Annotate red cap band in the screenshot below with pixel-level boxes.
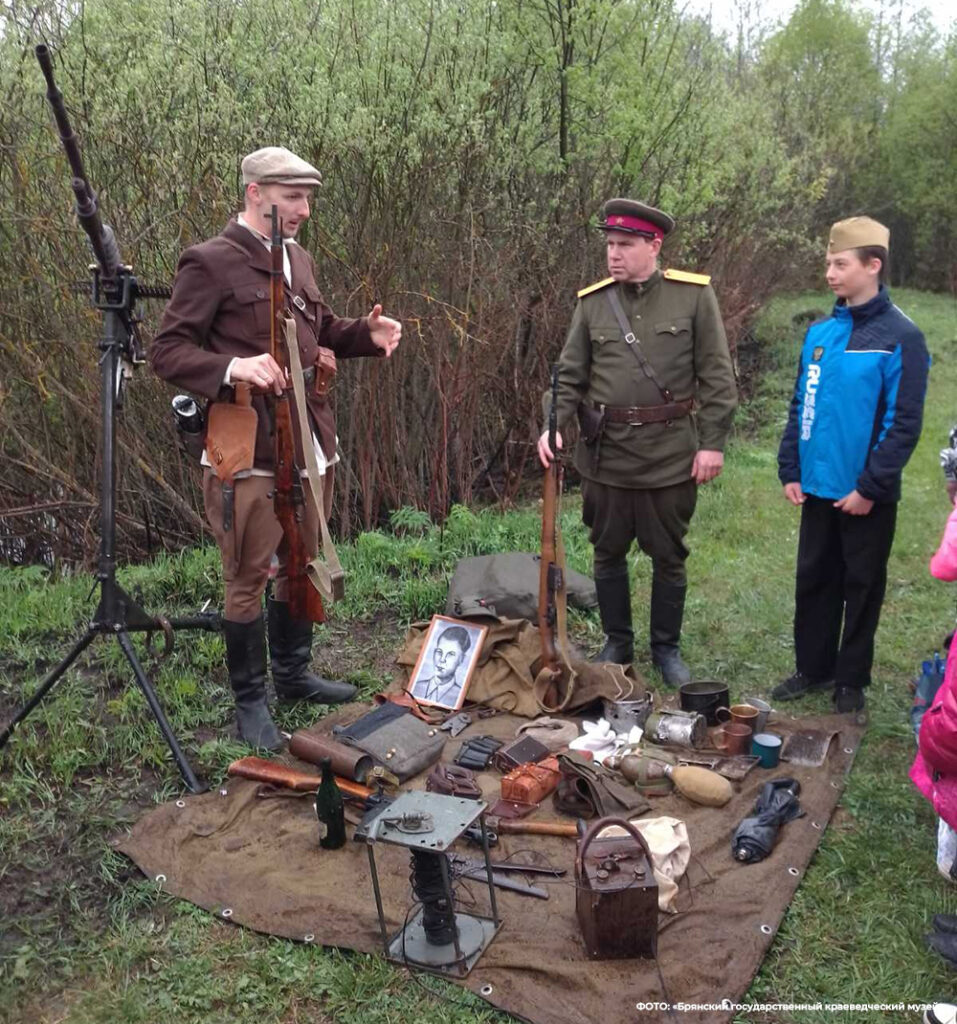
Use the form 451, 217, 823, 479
602, 214, 663, 239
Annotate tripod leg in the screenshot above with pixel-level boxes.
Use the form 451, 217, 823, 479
116, 630, 207, 794
0, 629, 97, 749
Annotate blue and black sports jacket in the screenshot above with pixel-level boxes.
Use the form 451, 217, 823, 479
777, 287, 929, 503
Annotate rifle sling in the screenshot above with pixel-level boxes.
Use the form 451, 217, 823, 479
283, 317, 346, 603
535, 469, 577, 714
605, 287, 674, 403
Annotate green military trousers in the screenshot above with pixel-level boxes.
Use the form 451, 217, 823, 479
581, 478, 697, 584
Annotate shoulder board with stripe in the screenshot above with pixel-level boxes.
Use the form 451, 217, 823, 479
664, 268, 711, 286
577, 277, 615, 298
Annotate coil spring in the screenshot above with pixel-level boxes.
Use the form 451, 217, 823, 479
409, 850, 458, 946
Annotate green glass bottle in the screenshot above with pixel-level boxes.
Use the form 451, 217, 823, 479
316, 756, 346, 850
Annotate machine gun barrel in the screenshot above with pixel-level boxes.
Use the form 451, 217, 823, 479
36, 44, 121, 279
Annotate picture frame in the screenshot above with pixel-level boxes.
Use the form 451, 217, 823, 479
406, 614, 488, 712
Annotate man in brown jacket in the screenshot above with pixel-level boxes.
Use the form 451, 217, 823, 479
152, 146, 401, 750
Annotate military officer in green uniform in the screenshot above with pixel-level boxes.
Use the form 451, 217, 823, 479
538, 199, 737, 686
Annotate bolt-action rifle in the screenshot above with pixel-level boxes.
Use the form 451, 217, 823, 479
536, 365, 574, 712
268, 207, 326, 624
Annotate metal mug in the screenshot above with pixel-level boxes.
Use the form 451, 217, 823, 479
715, 704, 759, 731
713, 722, 752, 756
751, 731, 782, 769
743, 697, 773, 734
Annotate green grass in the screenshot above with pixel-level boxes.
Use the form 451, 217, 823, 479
2, 286, 957, 1022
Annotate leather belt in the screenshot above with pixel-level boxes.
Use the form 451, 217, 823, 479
596, 398, 694, 425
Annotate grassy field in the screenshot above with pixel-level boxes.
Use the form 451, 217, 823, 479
2, 287, 957, 1023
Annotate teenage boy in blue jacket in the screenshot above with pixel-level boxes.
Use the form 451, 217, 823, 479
774, 217, 930, 716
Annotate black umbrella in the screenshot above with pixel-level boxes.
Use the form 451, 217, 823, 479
732, 777, 805, 864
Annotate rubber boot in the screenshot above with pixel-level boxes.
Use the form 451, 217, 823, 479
650, 578, 692, 688
592, 570, 634, 664
267, 598, 357, 703
223, 616, 282, 751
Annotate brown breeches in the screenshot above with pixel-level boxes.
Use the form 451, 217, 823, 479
581, 478, 697, 585
203, 468, 334, 622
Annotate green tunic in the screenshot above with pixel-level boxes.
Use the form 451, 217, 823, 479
546, 270, 737, 489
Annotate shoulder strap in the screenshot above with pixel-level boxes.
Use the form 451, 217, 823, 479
283, 317, 346, 603
664, 268, 711, 286
605, 287, 673, 403
578, 277, 615, 299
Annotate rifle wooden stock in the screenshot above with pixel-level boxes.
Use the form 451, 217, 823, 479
268, 208, 324, 624
227, 756, 372, 802
538, 460, 562, 705
487, 816, 580, 838
538, 364, 565, 709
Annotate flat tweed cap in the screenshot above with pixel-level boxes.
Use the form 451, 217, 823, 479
599, 198, 675, 240
828, 216, 889, 253
241, 146, 322, 187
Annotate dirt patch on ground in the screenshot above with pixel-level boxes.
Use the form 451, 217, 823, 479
0, 608, 407, 1002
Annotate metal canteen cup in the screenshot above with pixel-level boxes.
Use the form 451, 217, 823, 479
751, 731, 782, 768
743, 697, 773, 734
716, 704, 759, 731
712, 722, 752, 756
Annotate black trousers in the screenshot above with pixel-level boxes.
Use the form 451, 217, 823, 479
794, 495, 898, 690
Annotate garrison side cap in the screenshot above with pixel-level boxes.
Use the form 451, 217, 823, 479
241, 146, 322, 187
828, 216, 889, 253
599, 198, 675, 241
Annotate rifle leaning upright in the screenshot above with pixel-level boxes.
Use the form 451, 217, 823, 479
535, 365, 575, 712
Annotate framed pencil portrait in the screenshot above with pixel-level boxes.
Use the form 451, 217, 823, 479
406, 615, 488, 712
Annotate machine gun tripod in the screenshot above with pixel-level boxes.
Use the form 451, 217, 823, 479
0, 45, 219, 794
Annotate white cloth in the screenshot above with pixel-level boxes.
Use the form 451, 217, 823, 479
569, 718, 643, 765
598, 816, 691, 913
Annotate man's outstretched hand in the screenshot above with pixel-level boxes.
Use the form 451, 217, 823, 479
368, 304, 401, 357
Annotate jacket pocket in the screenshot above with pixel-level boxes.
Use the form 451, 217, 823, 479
589, 326, 617, 345
297, 282, 323, 324
654, 317, 692, 337
232, 281, 272, 336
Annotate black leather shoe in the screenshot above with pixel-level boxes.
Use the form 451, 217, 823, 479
834, 686, 865, 714
595, 638, 635, 664
223, 616, 283, 751
934, 913, 957, 935
651, 644, 692, 688
267, 598, 357, 704
925, 931, 957, 968
771, 672, 834, 701
592, 570, 634, 665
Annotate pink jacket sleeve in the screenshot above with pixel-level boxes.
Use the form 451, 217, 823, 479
931, 506, 957, 582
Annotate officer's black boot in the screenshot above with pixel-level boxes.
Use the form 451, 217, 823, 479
650, 578, 692, 688
267, 598, 357, 704
223, 616, 282, 751
593, 569, 635, 664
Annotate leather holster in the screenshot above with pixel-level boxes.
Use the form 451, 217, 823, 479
205, 382, 258, 482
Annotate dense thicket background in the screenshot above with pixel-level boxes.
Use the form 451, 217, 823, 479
0, 0, 954, 564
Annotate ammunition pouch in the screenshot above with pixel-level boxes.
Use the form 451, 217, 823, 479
315, 346, 336, 399
426, 762, 482, 799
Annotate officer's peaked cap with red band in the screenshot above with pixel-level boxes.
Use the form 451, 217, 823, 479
598, 198, 675, 240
